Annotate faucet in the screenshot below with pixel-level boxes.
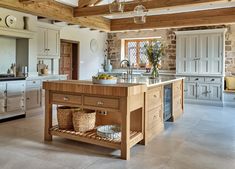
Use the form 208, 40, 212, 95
120, 59, 133, 79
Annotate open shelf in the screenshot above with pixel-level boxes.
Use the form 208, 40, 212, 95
50, 126, 143, 150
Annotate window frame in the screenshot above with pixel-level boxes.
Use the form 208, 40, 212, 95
124, 38, 157, 67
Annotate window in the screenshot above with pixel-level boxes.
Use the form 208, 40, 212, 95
124, 39, 159, 67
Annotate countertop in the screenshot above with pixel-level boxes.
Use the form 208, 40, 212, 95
117, 76, 184, 87
0, 77, 26, 81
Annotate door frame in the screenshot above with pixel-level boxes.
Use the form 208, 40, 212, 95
60, 39, 80, 80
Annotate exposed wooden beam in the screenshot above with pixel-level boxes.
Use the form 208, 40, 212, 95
0, 0, 110, 31
19, 0, 51, 3
78, 0, 101, 8
74, 0, 227, 17
111, 7, 235, 31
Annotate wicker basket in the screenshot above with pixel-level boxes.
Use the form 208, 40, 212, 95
73, 109, 96, 132
57, 106, 80, 130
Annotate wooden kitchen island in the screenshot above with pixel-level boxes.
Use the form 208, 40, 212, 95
43, 77, 184, 160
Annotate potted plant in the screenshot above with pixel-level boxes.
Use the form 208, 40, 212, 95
144, 41, 165, 78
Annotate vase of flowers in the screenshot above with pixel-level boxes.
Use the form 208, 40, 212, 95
144, 41, 165, 78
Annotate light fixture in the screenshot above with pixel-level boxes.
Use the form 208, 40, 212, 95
109, 0, 125, 13
133, 4, 148, 24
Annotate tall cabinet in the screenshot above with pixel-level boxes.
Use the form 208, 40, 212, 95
176, 29, 227, 106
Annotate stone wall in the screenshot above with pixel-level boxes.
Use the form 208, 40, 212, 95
225, 25, 235, 75
107, 24, 235, 75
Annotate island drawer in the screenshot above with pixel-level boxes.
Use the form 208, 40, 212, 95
52, 93, 82, 105
83, 96, 119, 110
147, 86, 163, 110
148, 105, 163, 129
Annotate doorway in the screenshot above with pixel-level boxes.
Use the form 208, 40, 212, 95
60, 40, 79, 80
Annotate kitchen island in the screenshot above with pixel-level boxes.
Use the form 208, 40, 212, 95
43, 76, 184, 160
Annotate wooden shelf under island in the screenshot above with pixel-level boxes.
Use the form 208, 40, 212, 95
43, 76, 184, 160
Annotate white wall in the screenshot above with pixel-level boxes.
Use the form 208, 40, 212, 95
60, 26, 107, 80
0, 7, 38, 75
0, 37, 16, 74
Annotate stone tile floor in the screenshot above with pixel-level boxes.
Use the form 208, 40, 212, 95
0, 104, 235, 169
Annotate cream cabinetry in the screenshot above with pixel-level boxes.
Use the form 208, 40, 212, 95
183, 77, 222, 104
176, 29, 225, 76
26, 80, 41, 110
176, 29, 226, 105
0, 80, 26, 121
37, 23, 60, 58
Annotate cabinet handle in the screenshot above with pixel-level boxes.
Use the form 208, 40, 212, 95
153, 95, 157, 98
195, 78, 199, 81
26, 98, 30, 100
211, 79, 215, 81
33, 81, 36, 84
233, 97, 235, 100
97, 101, 104, 105
63, 97, 69, 101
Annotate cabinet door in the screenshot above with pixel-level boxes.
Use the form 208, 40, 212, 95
26, 89, 41, 110
209, 34, 223, 74
37, 27, 47, 56
198, 35, 210, 74
0, 99, 5, 113
187, 35, 199, 74
7, 96, 24, 112
176, 36, 188, 74
47, 29, 60, 57
184, 82, 197, 99
197, 83, 210, 100
0, 82, 6, 98
7, 81, 25, 97
209, 84, 221, 101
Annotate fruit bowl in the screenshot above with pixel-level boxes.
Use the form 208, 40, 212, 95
92, 74, 117, 85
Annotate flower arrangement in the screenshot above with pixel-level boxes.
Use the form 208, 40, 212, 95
144, 41, 165, 78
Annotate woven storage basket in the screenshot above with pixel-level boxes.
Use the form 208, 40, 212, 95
73, 109, 96, 132
57, 106, 80, 130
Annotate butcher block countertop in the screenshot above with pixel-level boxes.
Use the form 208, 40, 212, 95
43, 80, 147, 97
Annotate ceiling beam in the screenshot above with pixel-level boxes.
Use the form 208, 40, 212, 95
74, 0, 227, 17
78, 0, 101, 8
19, 0, 52, 3
0, 0, 110, 31
111, 7, 235, 31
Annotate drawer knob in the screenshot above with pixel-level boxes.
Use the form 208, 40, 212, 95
153, 95, 157, 98
195, 78, 199, 81
211, 79, 215, 81
63, 97, 69, 101
97, 101, 104, 105
184, 89, 188, 92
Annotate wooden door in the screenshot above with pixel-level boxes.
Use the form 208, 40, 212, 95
60, 42, 72, 79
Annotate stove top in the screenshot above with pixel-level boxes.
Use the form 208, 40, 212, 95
0, 74, 15, 78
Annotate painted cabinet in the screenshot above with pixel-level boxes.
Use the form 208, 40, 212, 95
6, 81, 25, 112
37, 23, 60, 58
0, 82, 6, 113
26, 80, 41, 110
184, 82, 197, 99
176, 30, 224, 76
183, 77, 222, 103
